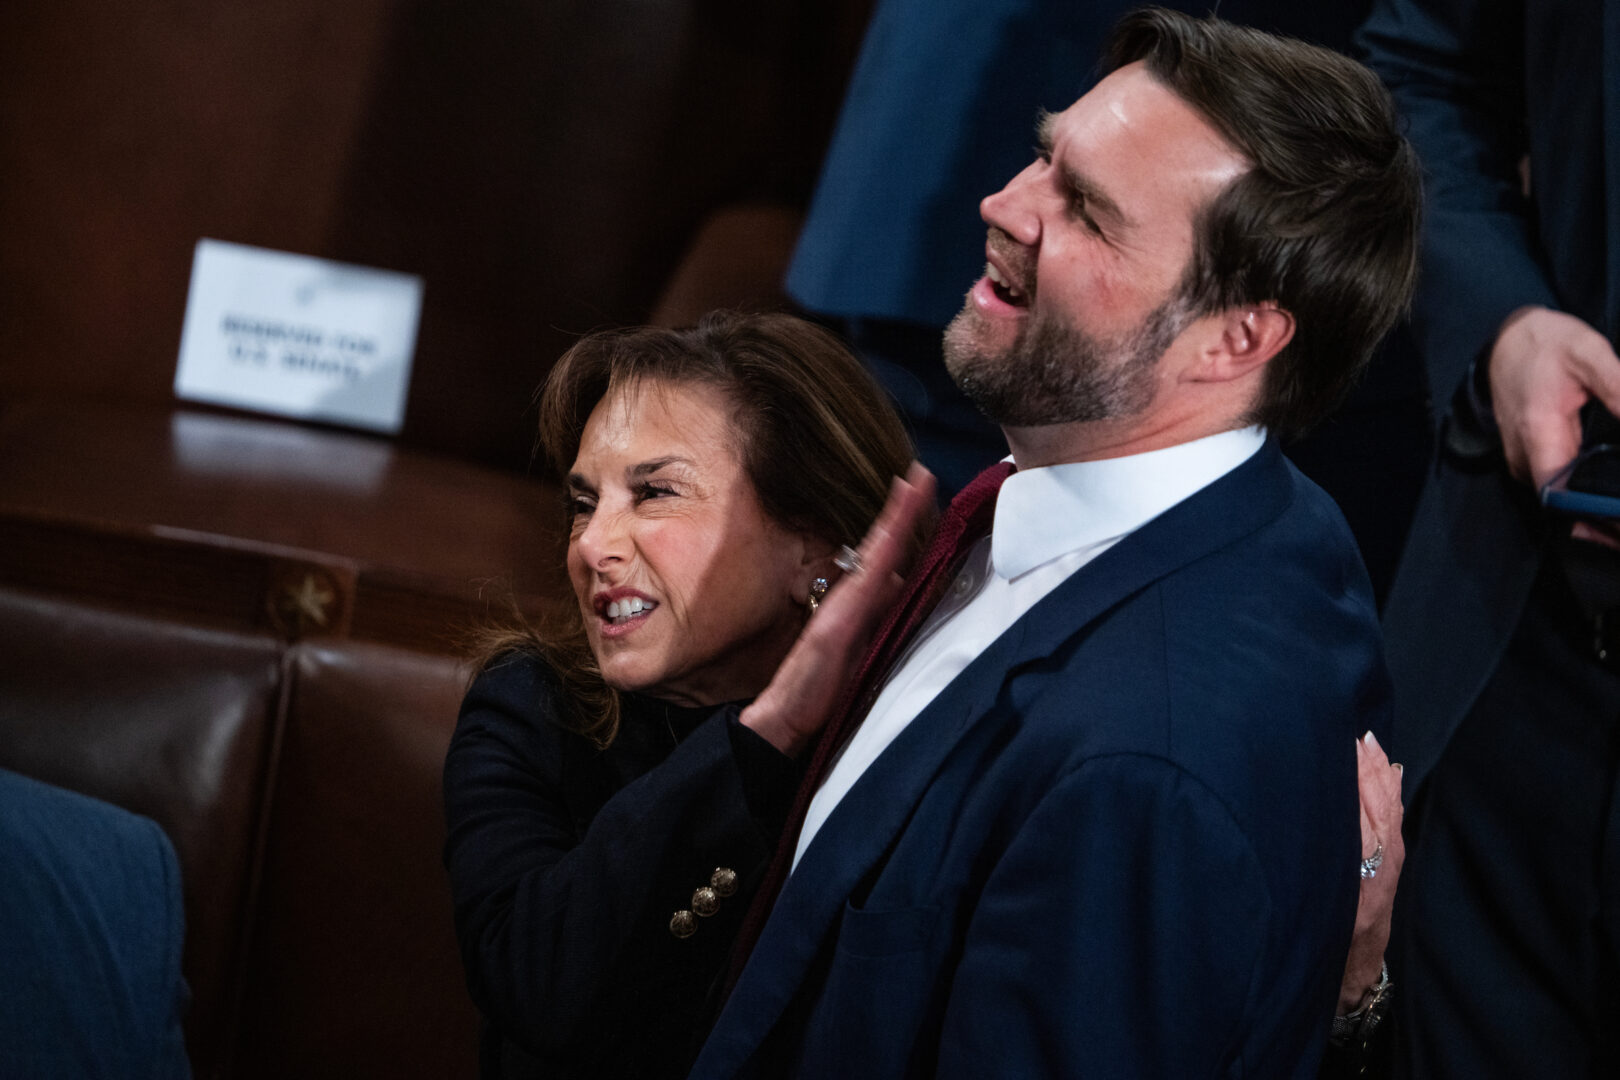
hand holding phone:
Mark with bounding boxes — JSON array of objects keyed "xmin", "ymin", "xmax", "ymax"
[{"xmin": 1542, "ymin": 444, "xmax": 1620, "ymax": 521}]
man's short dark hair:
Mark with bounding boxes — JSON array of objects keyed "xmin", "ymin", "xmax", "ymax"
[{"xmin": 1106, "ymin": 7, "xmax": 1420, "ymax": 439}]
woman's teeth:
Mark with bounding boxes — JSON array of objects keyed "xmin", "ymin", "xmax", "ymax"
[{"xmin": 606, "ymin": 597, "xmax": 656, "ymax": 623}]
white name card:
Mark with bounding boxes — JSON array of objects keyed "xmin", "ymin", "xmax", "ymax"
[{"xmin": 174, "ymin": 239, "xmax": 424, "ymax": 434}]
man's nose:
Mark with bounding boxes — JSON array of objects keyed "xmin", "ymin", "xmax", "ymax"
[{"xmin": 980, "ymin": 161, "xmax": 1043, "ymax": 247}]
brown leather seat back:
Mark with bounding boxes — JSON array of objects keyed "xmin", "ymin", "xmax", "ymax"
[
  {"xmin": 0, "ymin": 585, "xmax": 284, "ymax": 1078},
  {"xmin": 231, "ymin": 639, "xmax": 479, "ymax": 1079}
]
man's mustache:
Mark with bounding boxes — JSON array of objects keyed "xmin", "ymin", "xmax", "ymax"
[{"xmin": 986, "ymin": 226, "xmax": 1036, "ymax": 300}]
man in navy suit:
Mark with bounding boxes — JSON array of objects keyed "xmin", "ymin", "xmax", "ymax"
[
  {"xmin": 0, "ymin": 767, "xmax": 191, "ymax": 1079},
  {"xmin": 694, "ymin": 11, "xmax": 1419, "ymax": 1077},
  {"xmin": 1361, "ymin": 1, "xmax": 1620, "ymax": 1074}
]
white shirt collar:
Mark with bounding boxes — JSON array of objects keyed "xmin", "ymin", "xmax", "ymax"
[{"xmin": 990, "ymin": 426, "xmax": 1267, "ymax": 581}]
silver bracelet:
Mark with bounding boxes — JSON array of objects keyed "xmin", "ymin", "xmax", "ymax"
[{"xmin": 1329, "ymin": 961, "xmax": 1392, "ymax": 1047}]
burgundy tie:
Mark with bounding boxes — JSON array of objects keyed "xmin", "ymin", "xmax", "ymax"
[{"xmin": 724, "ymin": 460, "xmax": 1016, "ymax": 988}]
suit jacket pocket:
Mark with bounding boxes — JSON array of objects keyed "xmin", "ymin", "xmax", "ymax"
[
  {"xmin": 797, "ymin": 902, "xmax": 949, "ymax": 1075},
  {"xmin": 835, "ymin": 901, "xmax": 939, "ymax": 958}
]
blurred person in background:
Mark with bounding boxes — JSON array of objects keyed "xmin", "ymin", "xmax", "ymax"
[{"xmin": 1361, "ymin": 1, "xmax": 1620, "ymax": 1075}]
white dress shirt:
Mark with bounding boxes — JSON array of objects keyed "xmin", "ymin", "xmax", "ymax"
[{"xmin": 792, "ymin": 425, "xmax": 1266, "ymax": 870}]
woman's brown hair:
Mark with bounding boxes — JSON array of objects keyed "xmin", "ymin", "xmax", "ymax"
[{"xmin": 477, "ymin": 310, "xmax": 915, "ymax": 747}]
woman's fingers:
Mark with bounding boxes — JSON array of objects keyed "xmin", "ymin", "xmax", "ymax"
[
  {"xmin": 851, "ymin": 462, "xmax": 937, "ymax": 584},
  {"xmin": 1358, "ymin": 733, "xmax": 1401, "ymax": 815},
  {"xmin": 817, "ymin": 463, "xmax": 936, "ymax": 649},
  {"xmin": 1356, "ymin": 739, "xmax": 1378, "ymax": 860},
  {"xmin": 1357, "ymin": 732, "xmax": 1404, "ymax": 853},
  {"xmin": 741, "ymin": 463, "xmax": 935, "ymax": 757}
]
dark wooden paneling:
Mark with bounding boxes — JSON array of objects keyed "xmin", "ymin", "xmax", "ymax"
[
  {"xmin": 0, "ymin": 2, "xmax": 392, "ymax": 404},
  {"xmin": 0, "ymin": 0, "xmax": 875, "ymax": 471}
]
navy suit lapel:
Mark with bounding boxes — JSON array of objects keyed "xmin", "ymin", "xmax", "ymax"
[
  {"xmin": 698, "ymin": 442, "xmax": 1294, "ymax": 1075},
  {"xmin": 695, "ymin": 617, "xmax": 1028, "ymax": 1075}
]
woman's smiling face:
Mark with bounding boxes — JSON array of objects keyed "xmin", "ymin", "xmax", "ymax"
[{"xmin": 566, "ymin": 378, "xmax": 813, "ymax": 706}]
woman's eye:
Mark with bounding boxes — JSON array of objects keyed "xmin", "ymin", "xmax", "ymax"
[
  {"xmin": 567, "ymin": 495, "xmax": 596, "ymax": 519},
  {"xmin": 634, "ymin": 482, "xmax": 676, "ymax": 502}
]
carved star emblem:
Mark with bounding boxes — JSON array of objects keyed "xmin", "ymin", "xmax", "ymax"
[{"xmin": 282, "ymin": 572, "xmax": 334, "ymax": 630}]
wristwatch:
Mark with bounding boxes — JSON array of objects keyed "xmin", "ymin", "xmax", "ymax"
[{"xmin": 1330, "ymin": 961, "xmax": 1392, "ymax": 1048}]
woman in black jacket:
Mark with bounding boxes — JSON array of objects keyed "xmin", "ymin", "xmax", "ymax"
[{"xmin": 443, "ymin": 312, "xmax": 917, "ymax": 1078}]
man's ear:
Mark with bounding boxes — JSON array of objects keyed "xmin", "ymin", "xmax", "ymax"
[{"xmin": 1197, "ymin": 302, "xmax": 1295, "ymax": 383}]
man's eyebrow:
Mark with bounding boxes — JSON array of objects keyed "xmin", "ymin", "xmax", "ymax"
[
  {"xmin": 1034, "ymin": 110, "xmax": 1131, "ymax": 229},
  {"xmin": 1036, "ymin": 109, "xmax": 1058, "ymax": 154}
]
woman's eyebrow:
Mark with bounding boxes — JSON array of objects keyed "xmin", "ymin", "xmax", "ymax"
[{"xmin": 628, "ymin": 456, "xmax": 690, "ymax": 479}]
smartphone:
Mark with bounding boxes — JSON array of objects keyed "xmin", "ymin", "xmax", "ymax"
[{"xmin": 1542, "ymin": 444, "xmax": 1620, "ymax": 520}]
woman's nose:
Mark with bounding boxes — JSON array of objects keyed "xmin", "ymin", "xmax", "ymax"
[{"xmin": 573, "ymin": 505, "xmax": 631, "ymax": 570}]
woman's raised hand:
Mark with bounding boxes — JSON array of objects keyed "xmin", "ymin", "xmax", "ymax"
[
  {"xmin": 741, "ymin": 463, "xmax": 936, "ymax": 757},
  {"xmin": 1339, "ymin": 730, "xmax": 1405, "ymax": 1014}
]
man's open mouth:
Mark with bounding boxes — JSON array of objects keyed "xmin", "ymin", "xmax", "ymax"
[{"xmin": 986, "ymin": 262, "xmax": 1029, "ymax": 306}]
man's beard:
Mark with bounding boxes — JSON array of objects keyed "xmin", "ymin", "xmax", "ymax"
[{"xmin": 944, "ymin": 290, "xmax": 1191, "ymax": 427}]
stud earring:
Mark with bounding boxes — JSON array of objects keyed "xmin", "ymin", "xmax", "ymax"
[{"xmin": 807, "ymin": 577, "xmax": 829, "ymax": 616}]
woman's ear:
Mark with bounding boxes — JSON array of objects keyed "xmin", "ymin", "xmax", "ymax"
[{"xmin": 792, "ymin": 533, "xmax": 840, "ymax": 605}]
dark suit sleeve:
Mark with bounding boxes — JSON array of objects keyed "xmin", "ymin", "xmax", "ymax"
[
  {"xmin": 934, "ymin": 754, "xmax": 1274, "ymax": 1077},
  {"xmin": 1358, "ymin": 0, "xmax": 1558, "ymax": 420},
  {"xmin": 441, "ymin": 656, "xmax": 796, "ymax": 1059}
]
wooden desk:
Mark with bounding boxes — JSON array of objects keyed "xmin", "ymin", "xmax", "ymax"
[{"xmin": 0, "ymin": 398, "xmax": 568, "ymax": 653}]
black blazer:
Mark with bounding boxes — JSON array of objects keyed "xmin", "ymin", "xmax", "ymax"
[{"xmin": 442, "ymin": 654, "xmax": 798, "ymax": 1079}]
